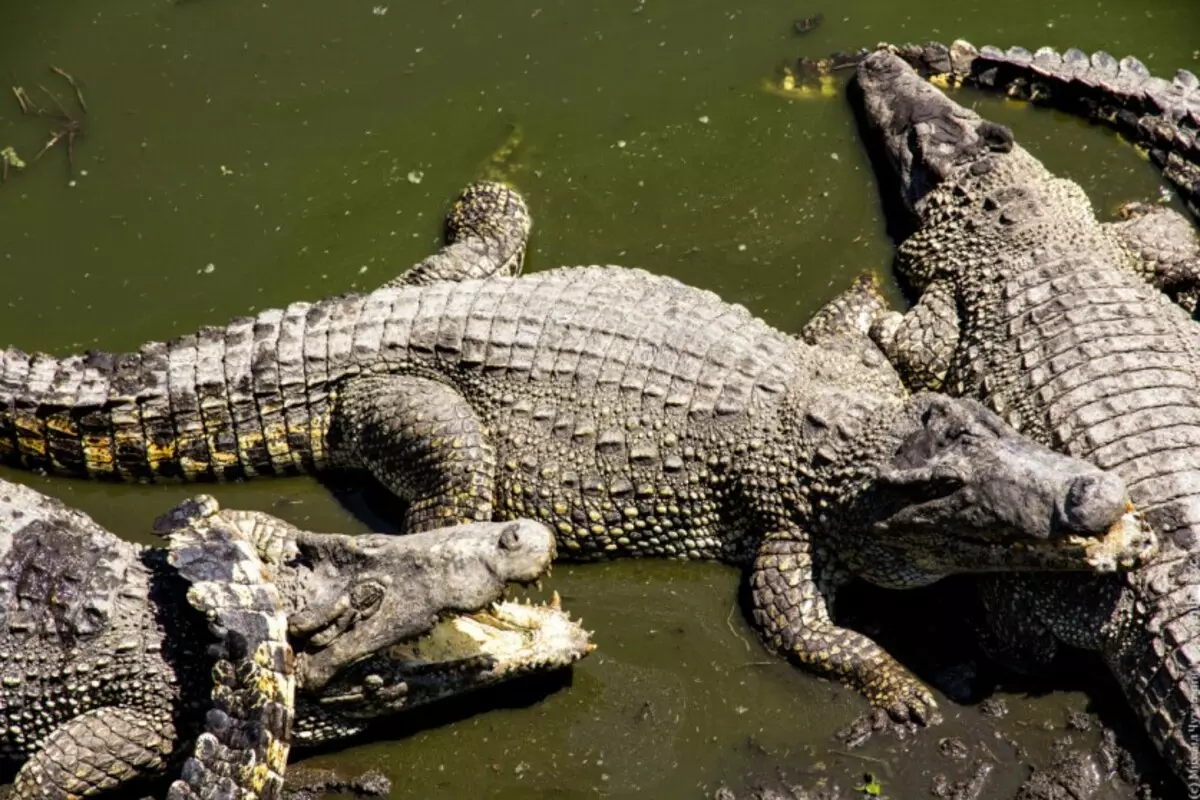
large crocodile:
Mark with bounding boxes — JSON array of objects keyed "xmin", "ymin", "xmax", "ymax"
[
  {"xmin": 0, "ymin": 478, "xmax": 587, "ymax": 799},
  {"xmin": 0, "ymin": 175, "xmax": 1159, "ymax": 727},
  {"xmin": 777, "ymin": 39, "xmax": 1200, "ymax": 315},
  {"xmin": 843, "ymin": 49, "xmax": 1200, "ymax": 786}
]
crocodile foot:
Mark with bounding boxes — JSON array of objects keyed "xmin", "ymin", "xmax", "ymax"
[{"xmin": 864, "ymin": 670, "xmax": 942, "ymax": 726}]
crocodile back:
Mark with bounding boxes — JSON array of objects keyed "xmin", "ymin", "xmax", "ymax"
[
  {"xmin": 0, "ymin": 267, "xmax": 815, "ymax": 483},
  {"xmin": 900, "ymin": 142, "xmax": 1200, "ymax": 782},
  {"xmin": 0, "ymin": 482, "xmax": 141, "ymax": 643},
  {"xmin": 353, "ymin": 266, "xmax": 802, "ymax": 414}
]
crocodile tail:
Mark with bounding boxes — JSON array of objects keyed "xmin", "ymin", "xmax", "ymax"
[
  {"xmin": 1106, "ymin": 557, "xmax": 1200, "ymax": 786},
  {"xmin": 880, "ymin": 40, "xmax": 1200, "ymax": 216},
  {"xmin": 0, "ymin": 312, "xmax": 319, "ymax": 482}
]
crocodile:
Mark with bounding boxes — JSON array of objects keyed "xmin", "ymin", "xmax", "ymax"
[
  {"xmin": 865, "ymin": 40, "xmax": 1200, "ymax": 316},
  {"xmin": 775, "ymin": 39, "xmax": 1200, "ymax": 315},
  {"xmin": 779, "ymin": 39, "xmax": 1200, "ymax": 222},
  {"xmin": 0, "ymin": 169, "xmax": 1161, "ymax": 727},
  {"xmin": 844, "ymin": 49, "xmax": 1200, "ymax": 785},
  {"xmin": 0, "ymin": 478, "xmax": 586, "ymax": 799}
]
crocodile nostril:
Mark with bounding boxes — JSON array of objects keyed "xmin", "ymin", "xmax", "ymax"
[{"xmin": 1058, "ymin": 472, "xmax": 1127, "ymax": 534}]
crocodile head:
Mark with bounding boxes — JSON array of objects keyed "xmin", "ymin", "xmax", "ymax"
[
  {"xmin": 854, "ymin": 393, "xmax": 1156, "ymax": 582},
  {"xmin": 279, "ymin": 519, "xmax": 559, "ymax": 691},
  {"xmin": 853, "ymin": 49, "xmax": 1014, "ymax": 223},
  {"xmin": 294, "ymin": 591, "xmax": 594, "ymax": 745}
]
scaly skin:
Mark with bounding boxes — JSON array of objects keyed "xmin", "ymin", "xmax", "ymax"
[
  {"xmin": 0, "ymin": 180, "xmax": 1159, "ymax": 725},
  {"xmin": 851, "ymin": 50, "xmax": 1200, "ymax": 786},
  {"xmin": 0, "ymin": 479, "xmax": 576, "ymax": 799}
]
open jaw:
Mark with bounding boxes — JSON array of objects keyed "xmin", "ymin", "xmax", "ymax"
[{"xmin": 295, "ymin": 592, "xmax": 594, "ymax": 741}]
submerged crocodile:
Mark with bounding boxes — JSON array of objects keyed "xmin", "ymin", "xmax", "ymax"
[
  {"xmin": 0, "ymin": 478, "xmax": 588, "ymax": 799},
  {"xmin": 843, "ymin": 50, "xmax": 1200, "ymax": 785},
  {"xmin": 0, "ymin": 178, "xmax": 1159, "ymax": 726}
]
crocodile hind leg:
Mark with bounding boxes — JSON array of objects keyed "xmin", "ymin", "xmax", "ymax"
[
  {"xmin": 750, "ymin": 530, "xmax": 940, "ymax": 724},
  {"xmin": 799, "ymin": 271, "xmax": 889, "ymax": 346},
  {"xmin": 1104, "ymin": 201, "xmax": 1200, "ymax": 313},
  {"xmin": 868, "ymin": 279, "xmax": 959, "ymax": 392},
  {"xmin": 381, "ymin": 181, "xmax": 531, "ymax": 290},
  {"xmin": 12, "ymin": 707, "xmax": 175, "ymax": 799},
  {"xmin": 328, "ymin": 375, "xmax": 496, "ymax": 532}
]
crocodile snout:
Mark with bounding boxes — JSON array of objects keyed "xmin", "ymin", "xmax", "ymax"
[{"xmin": 1056, "ymin": 472, "xmax": 1128, "ymax": 535}]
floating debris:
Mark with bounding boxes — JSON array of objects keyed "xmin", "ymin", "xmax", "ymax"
[
  {"xmin": 793, "ymin": 12, "xmax": 824, "ymax": 34},
  {"xmin": 0, "ymin": 146, "xmax": 25, "ymax": 183},
  {"xmin": 9, "ymin": 65, "xmax": 88, "ymax": 182}
]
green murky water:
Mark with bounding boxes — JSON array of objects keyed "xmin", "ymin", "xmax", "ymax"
[{"xmin": 0, "ymin": 1, "xmax": 1196, "ymax": 797}]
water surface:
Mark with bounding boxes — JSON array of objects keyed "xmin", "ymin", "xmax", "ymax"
[{"xmin": 0, "ymin": 0, "xmax": 1196, "ymax": 796}]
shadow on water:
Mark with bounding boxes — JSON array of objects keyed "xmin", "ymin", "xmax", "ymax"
[{"xmin": 0, "ymin": 0, "xmax": 1197, "ymax": 797}]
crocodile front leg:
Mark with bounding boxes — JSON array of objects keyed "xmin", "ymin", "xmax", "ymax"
[
  {"xmin": 974, "ymin": 575, "xmax": 1062, "ymax": 674},
  {"xmin": 13, "ymin": 707, "xmax": 175, "ymax": 799},
  {"xmin": 799, "ymin": 272, "xmax": 888, "ymax": 346},
  {"xmin": 381, "ymin": 181, "xmax": 530, "ymax": 290},
  {"xmin": 1104, "ymin": 202, "xmax": 1200, "ymax": 313},
  {"xmin": 328, "ymin": 375, "xmax": 496, "ymax": 532},
  {"xmin": 750, "ymin": 530, "xmax": 940, "ymax": 724},
  {"xmin": 869, "ymin": 279, "xmax": 959, "ymax": 392}
]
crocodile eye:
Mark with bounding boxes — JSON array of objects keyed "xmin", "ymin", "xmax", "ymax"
[{"xmin": 350, "ymin": 581, "xmax": 384, "ymax": 616}]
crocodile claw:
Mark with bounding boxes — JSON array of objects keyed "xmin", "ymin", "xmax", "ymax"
[{"xmin": 870, "ymin": 676, "xmax": 941, "ymax": 727}]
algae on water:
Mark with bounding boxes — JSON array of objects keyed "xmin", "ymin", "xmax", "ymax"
[{"xmin": 1, "ymin": 146, "xmax": 25, "ymax": 170}]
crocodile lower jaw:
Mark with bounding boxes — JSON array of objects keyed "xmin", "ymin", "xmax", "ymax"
[
  {"xmin": 386, "ymin": 592, "xmax": 596, "ymax": 673},
  {"xmin": 1068, "ymin": 507, "xmax": 1158, "ymax": 573}
]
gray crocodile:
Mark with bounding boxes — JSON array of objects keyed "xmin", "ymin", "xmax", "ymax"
[
  {"xmin": 879, "ymin": 39, "xmax": 1200, "ymax": 223},
  {"xmin": 781, "ymin": 39, "xmax": 1200, "ymax": 221},
  {"xmin": 0, "ymin": 478, "xmax": 587, "ymax": 799},
  {"xmin": 0, "ymin": 172, "xmax": 1161, "ymax": 728},
  {"xmin": 778, "ymin": 39, "xmax": 1200, "ymax": 315},
  {"xmin": 843, "ymin": 49, "xmax": 1200, "ymax": 786},
  {"xmin": 865, "ymin": 40, "xmax": 1200, "ymax": 318}
]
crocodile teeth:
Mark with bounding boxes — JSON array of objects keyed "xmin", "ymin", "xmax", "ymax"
[{"xmin": 550, "ymin": 590, "xmax": 562, "ymax": 611}]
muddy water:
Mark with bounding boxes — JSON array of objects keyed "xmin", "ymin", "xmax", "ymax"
[{"xmin": 0, "ymin": 0, "xmax": 1196, "ymax": 797}]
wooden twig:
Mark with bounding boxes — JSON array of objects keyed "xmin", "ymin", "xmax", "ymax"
[
  {"xmin": 49, "ymin": 65, "xmax": 86, "ymax": 113},
  {"xmin": 11, "ymin": 86, "xmax": 32, "ymax": 115},
  {"xmin": 36, "ymin": 83, "xmax": 71, "ymax": 120},
  {"xmin": 34, "ymin": 128, "xmax": 66, "ymax": 161}
]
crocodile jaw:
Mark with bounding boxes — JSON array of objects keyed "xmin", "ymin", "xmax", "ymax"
[
  {"xmin": 1074, "ymin": 506, "xmax": 1158, "ymax": 573},
  {"xmin": 386, "ymin": 594, "xmax": 596, "ymax": 675},
  {"xmin": 306, "ymin": 593, "xmax": 594, "ymax": 727}
]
